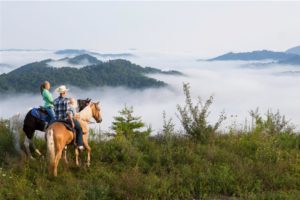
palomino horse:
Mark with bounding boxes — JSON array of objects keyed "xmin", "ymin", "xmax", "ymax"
[
  {"xmin": 9, "ymin": 99, "xmax": 91, "ymax": 159},
  {"xmin": 46, "ymin": 102, "xmax": 102, "ymax": 176}
]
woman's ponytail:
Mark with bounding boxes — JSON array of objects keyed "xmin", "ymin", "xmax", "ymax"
[{"xmin": 40, "ymin": 81, "xmax": 47, "ymax": 94}]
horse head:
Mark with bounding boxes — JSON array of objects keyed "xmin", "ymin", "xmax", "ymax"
[{"xmin": 90, "ymin": 102, "xmax": 102, "ymax": 123}]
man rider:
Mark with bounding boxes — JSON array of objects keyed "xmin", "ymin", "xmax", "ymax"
[{"xmin": 53, "ymin": 85, "xmax": 84, "ymax": 150}]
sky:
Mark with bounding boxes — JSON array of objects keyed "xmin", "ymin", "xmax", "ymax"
[{"xmin": 1, "ymin": 1, "xmax": 300, "ymax": 57}]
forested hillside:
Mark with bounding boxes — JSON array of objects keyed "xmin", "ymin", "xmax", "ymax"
[{"xmin": 0, "ymin": 56, "xmax": 182, "ymax": 93}]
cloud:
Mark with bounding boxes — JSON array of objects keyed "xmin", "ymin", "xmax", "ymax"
[
  {"xmin": 47, "ymin": 59, "xmax": 92, "ymax": 69},
  {"xmin": 1, "ymin": 51, "xmax": 300, "ymax": 134},
  {"xmin": 0, "ymin": 50, "xmax": 63, "ymax": 73}
]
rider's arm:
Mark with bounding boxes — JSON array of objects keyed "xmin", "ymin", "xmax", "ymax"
[
  {"xmin": 67, "ymin": 112, "xmax": 75, "ymax": 128},
  {"xmin": 66, "ymin": 105, "xmax": 75, "ymax": 128}
]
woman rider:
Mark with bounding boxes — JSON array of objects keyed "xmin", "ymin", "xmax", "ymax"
[{"xmin": 40, "ymin": 81, "xmax": 56, "ymax": 123}]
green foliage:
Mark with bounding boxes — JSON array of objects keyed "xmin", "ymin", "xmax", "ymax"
[
  {"xmin": 250, "ymin": 108, "xmax": 294, "ymax": 135},
  {"xmin": 0, "ymin": 120, "xmax": 16, "ymax": 164},
  {"xmin": 161, "ymin": 111, "xmax": 175, "ymax": 139},
  {"xmin": 177, "ymin": 83, "xmax": 226, "ymax": 143},
  {"xmin": 111, "ymin": 106, "xmax": 151, "ymax": 140},
  {"xmin": 0, "ymin": 118, "xmax": 300, "ymax": 199}
]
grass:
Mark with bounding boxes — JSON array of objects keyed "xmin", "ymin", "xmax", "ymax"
[{"xmin": 0, "ymin": 119, "xmax": 299, "ymax": 200}]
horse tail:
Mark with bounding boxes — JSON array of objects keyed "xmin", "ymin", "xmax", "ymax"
[
  {"xmin": 9, "ymin": 113, "xmax": 22, "ymax": 154},
  {"xmin": 46, "ymin": 128, "xmax": 55, "ymax": 170}
]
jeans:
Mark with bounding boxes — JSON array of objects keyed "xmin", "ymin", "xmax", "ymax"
[
  {"xmin": 45, "ymin": 107, "xmax": 56, "ymax": 123},
  {"xmin": 74, "ymin": 119, "xmax": 83, "ymax": 146}
]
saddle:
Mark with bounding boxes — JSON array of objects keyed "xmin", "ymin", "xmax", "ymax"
[
  {"xmin": 53, "ymin": 120, "xmax": 78, "ymax": 146},
  {"xmin": 52, "ymin": 120, "xmax": 75, "ymax": 132}
]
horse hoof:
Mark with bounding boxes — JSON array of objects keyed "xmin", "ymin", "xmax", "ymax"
[{"xmin": 35, "ymin": 150, "xmax": 42, "ymax": 156}]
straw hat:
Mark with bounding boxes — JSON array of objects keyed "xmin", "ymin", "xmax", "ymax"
[{"xmin": 55, "ymin": 85, "xmax": 69, "ymax": 93}]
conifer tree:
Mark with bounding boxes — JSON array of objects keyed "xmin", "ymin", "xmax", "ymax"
[{"xmin": 112, "ymin": 106, "xmax": 151, "ymax": 139}]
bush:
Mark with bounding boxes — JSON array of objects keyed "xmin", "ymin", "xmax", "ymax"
[
  {"xmin": 250, "ymin": 108, "xmax": 294, "ymax": 135},
  {"xmin": 177, "ymin": 83, "xmax": 226, "ymax": 143}
]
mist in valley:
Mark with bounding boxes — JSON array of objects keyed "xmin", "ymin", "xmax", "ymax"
[{"xmin": 1, "ymin": 51, "xmax": 300, "ymax": 133}]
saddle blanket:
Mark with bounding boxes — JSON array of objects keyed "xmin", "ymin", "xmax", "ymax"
[{"xmin": 31, "ymin": 108, "xmax": 49, "ymax": 122}]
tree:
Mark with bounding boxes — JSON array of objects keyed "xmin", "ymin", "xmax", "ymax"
[{"xmin": 112, "ymin": 106, "xmax": 151, "ymax": 139}]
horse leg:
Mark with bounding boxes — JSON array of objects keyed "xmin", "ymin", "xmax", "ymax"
[
  {"xmin": 30, "ymin": 140, "xmax": 42, "ymax": 157},
  {"xmin": 75, "ymin": 148, "xmax": 80, "ymax": 166},
  {"xmin": 24, "ymin": 137, "xmax": 34, "ymax": 160},
  {"xmin": 63, "ymin": 146, "xmax": 69, "ymax": 165},
  {"xmin": 82, "ymin": 135, "xmax": 91, "ymax": 167},
  {"xmin": 54, "ymin": 146, "xmax": 63, "ymax": 177}
]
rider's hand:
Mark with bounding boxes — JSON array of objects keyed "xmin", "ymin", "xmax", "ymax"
[{"xmin": 72, "ymin": 122, "xmax": 75, "ymax": 128}]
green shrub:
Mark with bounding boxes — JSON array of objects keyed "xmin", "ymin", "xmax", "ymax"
[{"xmin": 177, "ymin": 83, "xmax": 226, "ymax": 143}]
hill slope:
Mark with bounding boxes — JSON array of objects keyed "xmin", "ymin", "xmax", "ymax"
[
  {"xmin": 0, "ymin": 56, "xmax": 182, "ymax": 93},
  {"xmin": 286, "ymin": 46, "xmax": 300, "ymax": 55}
]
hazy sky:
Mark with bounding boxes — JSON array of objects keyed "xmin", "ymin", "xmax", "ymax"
[{"xmin": 1, "ymin": 1, "xmax": 300, "ymax": 57}]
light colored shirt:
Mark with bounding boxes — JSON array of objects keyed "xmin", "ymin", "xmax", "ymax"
[{"xmin": 66, "ymin": 105, "xmax": 77, "ymax": 118}]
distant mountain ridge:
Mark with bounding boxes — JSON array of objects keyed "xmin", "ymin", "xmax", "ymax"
[
  {"xmin": 286, "ymin": 46, "xmax": 300, "ymax": 55},
  {"xmin": 0, "ymin": 55, "xmax": 182, "ymax": 94},
  {"xmin": 208, "ymin": 50, "xmax": 295, "ymax": 61},
  {"xmin": 68, "ymin": 54, "xmax": 102, "ymax": 65},
  {"xmin": 206, "ymin": 45, "xmax": 300, "ymax": 66}
]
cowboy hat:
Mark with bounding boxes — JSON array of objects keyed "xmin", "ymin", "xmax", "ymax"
[{"xmin": 55, "ymin": 85, "xmax": 69, "ymax": 93}]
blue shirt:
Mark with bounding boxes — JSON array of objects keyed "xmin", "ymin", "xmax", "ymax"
[{"xmin": 54, "ymin": 96, "xmax": 69, "ymax": 120}]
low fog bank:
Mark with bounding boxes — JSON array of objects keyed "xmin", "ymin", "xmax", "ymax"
[
  {"xmin": 1, "ymin": 51, "xmax": 300, "ymax": 132},
  {"xmin": 47, "ymin": 59, "xmax": 92, "ymax": 69},
  {"xmin": 0, "ymin": 86, "xmax": 183, "ymax": 133}
]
